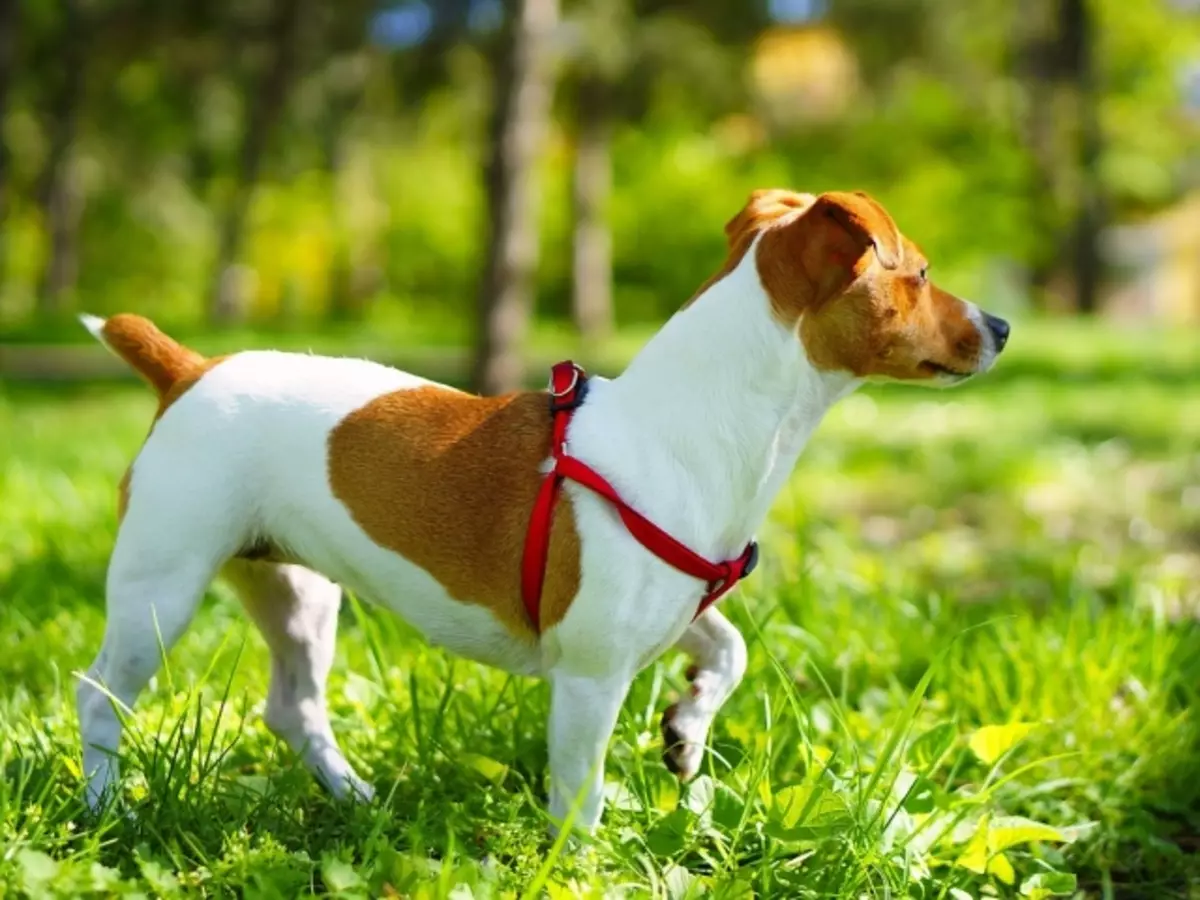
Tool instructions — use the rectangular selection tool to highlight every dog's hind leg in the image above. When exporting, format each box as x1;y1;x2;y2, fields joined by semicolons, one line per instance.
222;559;372;802
77;525;224;811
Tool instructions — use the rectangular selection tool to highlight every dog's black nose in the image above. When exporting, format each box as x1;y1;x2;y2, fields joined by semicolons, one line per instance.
984;313;1010;352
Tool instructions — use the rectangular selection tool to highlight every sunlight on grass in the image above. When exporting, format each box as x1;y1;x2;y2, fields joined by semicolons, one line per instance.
1;320;1198;897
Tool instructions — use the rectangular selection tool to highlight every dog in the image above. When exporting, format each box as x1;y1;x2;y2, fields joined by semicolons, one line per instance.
76;189;1008;830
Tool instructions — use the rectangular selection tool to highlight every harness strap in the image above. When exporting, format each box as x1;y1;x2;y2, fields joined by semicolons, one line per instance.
520;361;758;632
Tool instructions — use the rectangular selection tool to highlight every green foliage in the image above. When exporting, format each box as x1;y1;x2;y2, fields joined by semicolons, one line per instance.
1095;0;1200;210
3;0;1197;330
2;319;1199;896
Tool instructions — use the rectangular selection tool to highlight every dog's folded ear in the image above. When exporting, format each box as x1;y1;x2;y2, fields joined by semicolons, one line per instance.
810;191;902;272
755;189;904;316
687;187;903;316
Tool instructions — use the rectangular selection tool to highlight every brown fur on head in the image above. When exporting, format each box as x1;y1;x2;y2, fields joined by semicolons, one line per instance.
705;189;1000;383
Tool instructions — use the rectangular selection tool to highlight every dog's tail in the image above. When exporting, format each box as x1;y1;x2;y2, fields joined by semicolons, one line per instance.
79;313;205;398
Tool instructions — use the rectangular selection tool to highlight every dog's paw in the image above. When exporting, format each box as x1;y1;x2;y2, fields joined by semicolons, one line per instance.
343;776;376;804
82;783;127;822
661;702;706;782
323;769;376;804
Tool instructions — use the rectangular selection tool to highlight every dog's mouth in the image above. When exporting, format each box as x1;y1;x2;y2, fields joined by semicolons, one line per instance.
920;360;973;379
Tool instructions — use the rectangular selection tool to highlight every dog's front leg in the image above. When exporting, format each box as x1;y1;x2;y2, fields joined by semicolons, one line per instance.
546;668;632;831
661;608;747;780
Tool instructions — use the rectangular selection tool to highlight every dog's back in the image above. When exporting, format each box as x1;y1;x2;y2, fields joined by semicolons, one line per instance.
81;314;561;671
85;315;423;558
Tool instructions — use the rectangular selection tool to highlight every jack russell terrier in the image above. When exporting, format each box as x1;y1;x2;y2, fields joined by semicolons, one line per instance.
76;189;1009;830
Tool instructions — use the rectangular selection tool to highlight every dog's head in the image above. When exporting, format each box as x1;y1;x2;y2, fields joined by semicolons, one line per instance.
709;189;1009;384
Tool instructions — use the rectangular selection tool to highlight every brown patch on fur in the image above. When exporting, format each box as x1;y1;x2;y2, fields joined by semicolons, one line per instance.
692;189;987;381
101;314;227;521
100;313;226;420
683;189;816;308
327;386;581;639
102;314;205;397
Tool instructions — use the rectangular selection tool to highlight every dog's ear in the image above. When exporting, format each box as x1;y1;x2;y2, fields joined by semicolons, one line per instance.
754;190;904;320
811;190;902;272
686;188;897;313
723;189;817;248
683;189;820;309
759;190;902;312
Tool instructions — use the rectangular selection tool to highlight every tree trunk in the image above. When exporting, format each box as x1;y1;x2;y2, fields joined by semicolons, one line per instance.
570;75;614;347
0;0;18;293
36;0;86;318
1012;0;1061;307
1061;0;1102;314
471;0;560;395
209;0;304;325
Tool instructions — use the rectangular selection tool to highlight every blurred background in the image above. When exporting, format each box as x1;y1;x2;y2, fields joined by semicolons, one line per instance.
0;0;1197;390
3;4;1200;892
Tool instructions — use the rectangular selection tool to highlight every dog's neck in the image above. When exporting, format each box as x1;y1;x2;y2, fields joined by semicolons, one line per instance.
600;250;860;557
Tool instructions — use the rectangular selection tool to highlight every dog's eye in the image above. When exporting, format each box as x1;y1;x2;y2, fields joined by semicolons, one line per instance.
918;266;928;285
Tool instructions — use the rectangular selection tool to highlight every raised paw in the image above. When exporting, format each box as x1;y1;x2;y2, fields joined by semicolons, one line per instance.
660;702;706;782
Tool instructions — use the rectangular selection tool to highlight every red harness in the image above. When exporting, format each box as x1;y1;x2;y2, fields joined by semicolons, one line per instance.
520;361;759;631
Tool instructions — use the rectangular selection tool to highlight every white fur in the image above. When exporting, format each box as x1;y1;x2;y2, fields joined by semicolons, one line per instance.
79;313;106;341
76;246;996;829
963;301;1002;374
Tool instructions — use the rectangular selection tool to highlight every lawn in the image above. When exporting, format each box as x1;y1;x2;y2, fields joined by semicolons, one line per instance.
1;319;1199;898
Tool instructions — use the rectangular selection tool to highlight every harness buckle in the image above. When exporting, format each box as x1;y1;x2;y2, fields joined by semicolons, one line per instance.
740;541;760;580
548;362;589;413
705;541;760;599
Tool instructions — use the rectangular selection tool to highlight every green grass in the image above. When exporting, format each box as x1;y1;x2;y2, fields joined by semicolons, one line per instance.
2;318;1199;898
